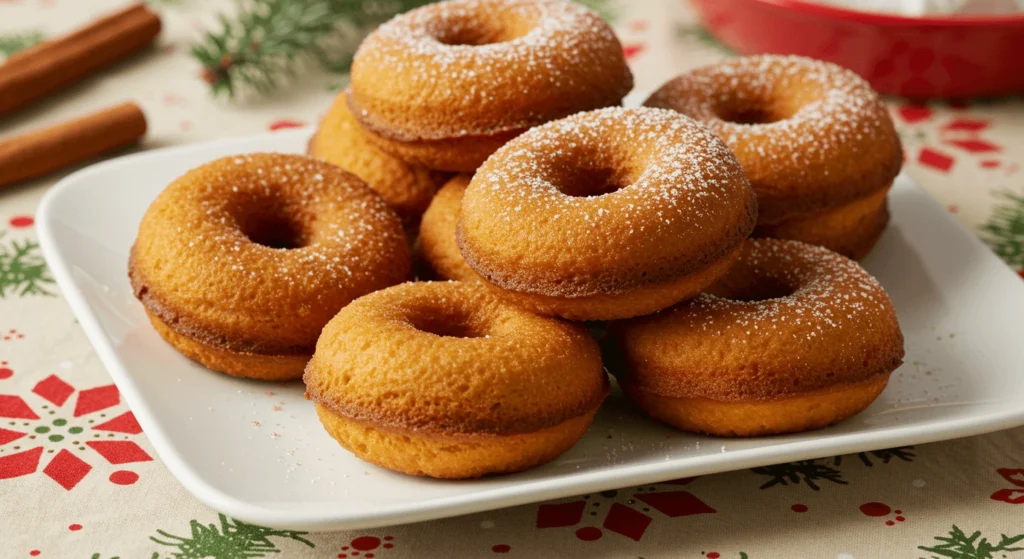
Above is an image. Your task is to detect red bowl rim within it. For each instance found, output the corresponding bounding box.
[747,0,1024,26]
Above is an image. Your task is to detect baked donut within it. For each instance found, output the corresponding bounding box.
[129,153,410,381]
[644,55,902,260]
[304,281,608,479]
[348,0,633,172]
[415,174,479,281]
[309,91,449,229]
[457,107,758,321]
[608,238,904,437]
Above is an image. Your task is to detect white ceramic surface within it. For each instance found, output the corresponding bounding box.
[36,128,1024,531]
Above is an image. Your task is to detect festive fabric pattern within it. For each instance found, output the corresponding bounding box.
[0,1,1023,557]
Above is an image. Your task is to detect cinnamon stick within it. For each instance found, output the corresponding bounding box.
[0,102,147,188]
[0,4,161,118]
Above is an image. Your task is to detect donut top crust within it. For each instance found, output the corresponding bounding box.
[129,153,410,355]
[349,0,633,141]
[304,281,607,436]
[645,55,902,224]
[613,239,904,401]
[458,107,758,298]
[309,92,448,221]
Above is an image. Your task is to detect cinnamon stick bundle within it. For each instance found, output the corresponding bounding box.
[0,4,161,118]
[0,103,147,188]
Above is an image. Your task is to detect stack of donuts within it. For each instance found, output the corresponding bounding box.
[129,0,905,480]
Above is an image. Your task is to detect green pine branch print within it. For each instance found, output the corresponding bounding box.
[0,232,55,298]
[980,191,1024,271]
[0,30,44,58]
[920,525,1024,559]
[150,514,314,558]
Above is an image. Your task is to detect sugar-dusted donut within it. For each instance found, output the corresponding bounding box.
[608,238,904,437]
[415,174,479,281]
[457,107,758,321]
[645,55,902,259]
[129,153,410,381]
[308,91,449,229]
[304,281,608,478]
[348,0,633,172]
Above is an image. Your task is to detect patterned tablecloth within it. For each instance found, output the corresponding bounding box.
[1,1,1023,557]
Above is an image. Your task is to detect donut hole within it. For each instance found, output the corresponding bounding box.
[556,165,635,198]
[715,99,793,125]
[239,211,307,250]
[407,308,487,339]
[430,13,533,46]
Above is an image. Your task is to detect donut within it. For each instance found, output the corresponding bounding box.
[348,0,633,172]
[457,107,759,321]
[304,281,608,478]
[644,55,902,260]
[415,174,479,281]
[129,153,410,381]
[608,238,904,437]
[308,91,449,229]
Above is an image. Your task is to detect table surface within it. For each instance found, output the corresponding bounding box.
[2,1,1023,558]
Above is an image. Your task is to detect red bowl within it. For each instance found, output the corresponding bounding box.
[687,0,1024,98]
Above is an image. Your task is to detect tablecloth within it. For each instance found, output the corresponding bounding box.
[1,1,1023,557]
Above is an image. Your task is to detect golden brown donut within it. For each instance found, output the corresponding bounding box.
[457,107,758,321]
[644,55,902,259]
[304,281,608,479]
[415,174,479,281]
[309,91,449,229]
[129,153,410,381]
[348,0,633,172]
[608,238,904,437]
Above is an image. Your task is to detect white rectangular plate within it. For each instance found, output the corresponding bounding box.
[37,128,1024,531]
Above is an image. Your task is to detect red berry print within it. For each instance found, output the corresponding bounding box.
[0,367,12,380]
[622,43,644,59]
[708,553,721,559]
[268,119,305,131]
[492,544,511,553]
[859,502,891,517]
[9,215,34,228]
[30,552,40,557]
[68,524,82,531]
[791,504,808,513]
[350,536,380,551]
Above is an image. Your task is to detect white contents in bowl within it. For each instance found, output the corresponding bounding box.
[809,0,1023,16]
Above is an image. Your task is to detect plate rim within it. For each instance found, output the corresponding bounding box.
[35,131,1024,531]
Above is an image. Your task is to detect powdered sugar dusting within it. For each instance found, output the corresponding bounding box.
[645,54,897,181]
[459,107,756,296]
[196,155,396,286]
[692,238,890,341]
[351,0,631,137]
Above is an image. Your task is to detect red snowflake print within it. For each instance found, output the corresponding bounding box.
[535,478,715,542]
[991,468,1024,504]
[0,376,150,490]
[337,534,394,558]
[893,104,1009,174]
